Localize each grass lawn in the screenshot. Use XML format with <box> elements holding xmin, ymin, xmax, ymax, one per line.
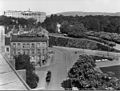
<box><xmin>100</xmin><ymin>65</ymin><xmax>120</xmax><ymax>79</ymax></box>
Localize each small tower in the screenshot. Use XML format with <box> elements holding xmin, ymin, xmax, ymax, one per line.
<box><xmin>57</xmin><ymin>23</ymin><xmax>61</xmax><ymax>33</ymax></box>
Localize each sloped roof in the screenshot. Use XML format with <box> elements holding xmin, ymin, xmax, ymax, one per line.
<box><xmin>0</xmin><ymin>54</ymin><xmax>30</xmax><ymax>90</ymax></box>
<box><xmin>11</xmin><ymin>29</ymin><xmax>48</xmax><ymax>42</ymax></box>
<box><xmin>11</xmin><ymin>34</ymin><xmax>48</xmax><ymax>42</ymax></box>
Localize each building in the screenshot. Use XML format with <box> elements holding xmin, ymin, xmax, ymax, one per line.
<box><xmin>0</xmin><ymin>26</ymin><xmax>12</xmax><ymax>58</ymax></box>
<box><xmin>0</xmin><ymin>26</ymin><xmax>5</xmax><ymax>52</ymax></box>
<box><xmin>0</xmin><ymin>26</ymin><xmax>11</xmax><ymax>55</ymax></box>
<box><xmin>0</xmin><ymin>26</ymin><xmax>30</xmax><ymax>90</ymax></box>
<box><xmin>10</xmin><ymin>28</ymin><xmax>49</xmax><ymax>66</ymax></box>
<box><xmin>4</xmin><ymin>10</ymin><xmax>46</xmax><ymax>23</ymax></box>
<box><xmin>0</xmin><ymin>25</ymin><xmax>49</xmax><ymax>66</ymax></box>
<box><xmin>0</xmin><ymin>54</ymin><xmax>30</xmax><ymax>90</ymax></box>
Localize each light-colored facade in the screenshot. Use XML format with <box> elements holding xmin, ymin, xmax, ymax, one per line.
<box><xmin>4</xmin><ymin>10</ymin><xmax>46</xmax><ymax>23</ymax></box>
<box><xmin>0</xmin><ymin>54</ymin><xmax>30</xmax><ymax>90</ymax></box>
<box><xmin>0</xmin><ymin>26</ymin><xmax>5</xmax><ymax>52</ymax></box>
<box><xmin>0</xmin><ymin>26</ymin><xmax>11</xmax><ymax>57</ymax></box>
<box><xmin>10</xmin><ymin>31</ymin><xmax>49</xmax><ymax>66</ymax></box>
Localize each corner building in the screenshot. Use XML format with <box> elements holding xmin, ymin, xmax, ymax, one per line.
<box><xmin>10</xmin><ymin>31</ymin><xmax>49</xmax><ymax>66</ymax></box>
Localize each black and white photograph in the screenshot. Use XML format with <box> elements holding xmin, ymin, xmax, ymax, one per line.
<box><xmin>0</xmin><ymin>0</ymin><xmax>120</xmax><ymax>90</ymax></box>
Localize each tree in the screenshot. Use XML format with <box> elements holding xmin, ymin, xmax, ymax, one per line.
<box><xmin>60</xmin><ymin>21</ymin><xmax>87</xmax><ymax>37</ymax></box>
<box><xmin>27</xmin><ymin>18</ymin><xmax>36</xmax><ymax>26</ymax></box>
<box><xmin>14</xmin><ymin>54</ymin><xmax>39</xmax><ymax>89</ymax></box>
<box><xmin>67</xmin><ymin>23</ymin><xmax>87</xmax><ymax>38</ymax></box>
<box><xmin>26</xmin><ymin>63</ymin><xmax>39</xmax><ymax>89</ymax></box>
<box><xmin>60</xmin><ymin>21</ymin><xmax>69</xmax><ymax>34</ymax></box>
<box><xmin>61</xmin><ymin>54</ymin><xmax>120</xmax><ymax>90</ymax></box>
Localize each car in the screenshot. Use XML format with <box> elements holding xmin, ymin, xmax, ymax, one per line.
<box><xmin>48</xmin><ymin>50</ymin><xmax>55</xmax><ymax>54</ymax></box>
<box><xmin>46</xmin><ymin>71</ymin><xmax>51</xmax><ymax>83</ymax></box>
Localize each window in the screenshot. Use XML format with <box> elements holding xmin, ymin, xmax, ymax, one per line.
<box><xmin>43</xmin><ymin>49</ymin><xmax>45</xmax><ymax>54</ymax></box>
<box><xmin>27</xmin><ymin>43</ymin><xmax>30</xmax><ymax>48</ymax></box>
<box><xmin>24</xmin><ymin>49</ymin><xmax>29</xmax><ymax>55</ymax></box>
<box><xmin>18</xmin><ymin>43</ymin><xmax>20</xmax><ymax>46</ymax></box>
<box><xmin>31</xmin><ymin>43</ymin><xmax>35</xmax><ymax>48</ymax></box>
<box><xmin>37</xmin><ymin>43</ymin><xmax>40</xmax><ymax>48</ymax></box>
<box><xmin>43</xmin><ymin>42</ymin><xmax>46</xmax><ymax>47</ymax></box>
<box><xmin>23</xmin><ymin>43</ymin><xmax>25</xmax><ymax>48</ymax></box>
<box><xmin>37</xmin><ymin>49</ymin><xmax>41</xmax><ymax>54</ymax></box>
<box><xmin>17</xmin><ymin>43</ymin><xmax>21</xmax><ymax>48</ymax></box>
<box><xmin>13</xmin><ymin>49</ymin><xmax>16</xmax><ymax>55</ymax></box>
<box><xmin>31</xmin><ymin>49</ymin><xmax>35</xmax><ymax>55</ymax></box>
<box><xmin>18</xmin><ymin>52</ymin><xmax>21</xmax><ymax>55</ymax></box>
<box><xmin>6</xmin><ymin>47</ymin><xmax>9</xmax><ymax>52</ymax></box>
<box><xmin>12</xmin><ymin>43</ymin><xmax>16</xmax><ymax>48</ymax></box>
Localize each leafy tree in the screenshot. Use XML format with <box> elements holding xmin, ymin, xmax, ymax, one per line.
<box><xmin>67</xmin><ymin>23</ymin><xmax>87</xmax><ymax>38</ymax></box>
<box><xmin>61</xmin><ymin>54</ymin><xmax>120</xmax><ymax>90</ymax></box>
<box><xmin>26</xmin><ymin>62</ymin><xmax>39</xmax><ymax>89</ymax></box>
<box><xmin>14</xmin><ymin>54</ymin><xmax>39</xmax><ymax>89</ymax></box>
<box><xmin>27</xmin><ymin>18</ymin><xmax>36</xmax><ymax>26</ymax></box>
<box><xmin>0</xmin><ymin>15</ymin><xmax>36</xmax><ymax>27</ymax></box>
<box><xmin>0</xmin><ymin>16</ymin><xmax>15</xmax><ymax>25</ymax></box>
<box><xmin>60</xmin><ymin>21</ymin><xmax>69</xmax><ymax>34</ymax></box>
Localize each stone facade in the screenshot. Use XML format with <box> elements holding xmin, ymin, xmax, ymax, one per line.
<box><xmin>4</xmin><ymin>10</ymin><xmax>46</xmax><ymax>23</ymax></box>
<box><xmin>10</xmin><ymin>28</ymin><xmax>49</xmax><ymax>66</ymax></box>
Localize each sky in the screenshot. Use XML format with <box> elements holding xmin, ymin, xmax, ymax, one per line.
<box><xmin>0</xmin><ymin>0</ymin><xmax>120</xmax><ymax>15</ymax></box>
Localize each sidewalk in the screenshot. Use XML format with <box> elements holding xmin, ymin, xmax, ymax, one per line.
<box><xmin>35</xmin><ymin>53</ymin><xmax>54</xmax><ymax>70</ymax></box>
<box><xmin>34</xmin><ymin>54</ymin><xmax>54</xmax><ymax>90</ymax></box>
<box><xmin>33</xmin><ymin>71</ymin><xmax>47</xmax><ymax>90</ymax></box>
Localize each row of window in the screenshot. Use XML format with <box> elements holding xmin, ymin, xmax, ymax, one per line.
<box><xmin>6</xmin><ymin>13</ymin><xmax>42</xmax><ymax>17</ymax></box>
<box><xmin>22</xmin><ymin>13</ymin><xmax>41</xmax><ymax>16</ymax></box>
<box><xmin>12</xmin><ymin>48</ymin><xmax>47</xmax><ymax>55</ymax></box>
<box><xmin>12</xmin><ymin>42</ymin><xmax>47</xmax><ymax>48</ymax></box>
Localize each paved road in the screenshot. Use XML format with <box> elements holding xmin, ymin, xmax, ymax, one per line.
<box><xmin>35</xmin><ymin>47</ymin><xmax>69</xmax><ymax>90</ymax></box>
<box><xmin>35</xmin><ymin>46</ymin><xmax>120</xmax><ymax>90</ymax></box>
<box><xmin>55</xmin><ymin>46</ymin><xmax>120</xmax><ymax>67</ymax></box>
<box><xmin>45</xmin><ymin>48</ymin><xmax>68</xmax><ymax>90</ymax></box>
<box><xmin>35</xmin><ymin>46</ymin><xmax>80</xmax><ymax>90</ymax></box>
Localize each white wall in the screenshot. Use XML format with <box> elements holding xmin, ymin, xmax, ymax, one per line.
<box><xmin>0</xmin><ymin>26</ymin><xmax>5</xmax><ymax>52</ymax></box>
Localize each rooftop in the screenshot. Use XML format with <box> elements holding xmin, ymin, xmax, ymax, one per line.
<box><xmin>10</xmin><ymin>26</ymin><xmax>49</xmax><ymax>42</ymax></box>
<box><xmin>11</xmin><ymin>32</ymin><xmax>48</xmax><ymax>42</ymax></box>
<box><xmin>0</xmin><ymin>53</ymin><xmax>30</xmax><ymax>90</ymax></box>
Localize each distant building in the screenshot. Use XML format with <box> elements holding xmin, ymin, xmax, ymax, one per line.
<box><xmin>10</xmin><ymin>28</ymin><xmax>49</xmax><ymax>66</ymax></box>
<box><xmin>0</xmin><ymin>25</ymin><xmax>49</xmax><ymax>66</ymax></box>
<box><xmin>0</xmin><ymin>26</ymin><xmax>5</xmax><ymax>52</ymax></box>
<box><xmin>0</xmin><ymin>26</ymin><xmax>11</xmax><ymax>57</ymax></box>
<box><xmin>4</xmin><ymin>10</ymin><xmax>46</xmax><ymax>23</ymax></box>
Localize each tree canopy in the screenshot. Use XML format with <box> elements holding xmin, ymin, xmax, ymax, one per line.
<box><xmin>61</xmin><ymin>54</ymin><xmax>120</xmax><ymax>90</ymax></box>
<box><xmin>42</xmin><ymin>15</ymin><xmax>120</xmax><ymax>34</ymax></box>
<box><xmin>0</xmin><ymin>15</ymin><xmax>36</xmax><ymax>27</ymax></box>
<box><xmin>14</xmin><ymin>54</ymin><xmax>39</xmax><ymax>89</ymax></box>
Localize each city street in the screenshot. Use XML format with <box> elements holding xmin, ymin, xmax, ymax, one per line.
<box><xmin>35</xmin><ymin>47</ymin><xmax>76</xmax><ymax>90</ymax></box>
<box><xmin>37</xmin><ymin>46</ymin><xmax>120</xmax><ymax>90</ymax></box>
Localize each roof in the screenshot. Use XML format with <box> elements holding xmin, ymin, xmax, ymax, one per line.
<box><xmin>11</xmin><ymin>34</ymin><xmax>48</xmax><ymax>42</ymax></box>
<box><xmin>0</xmin><ymin>53</ymin><xmax>30</xmax><ymax>90</ymax></box>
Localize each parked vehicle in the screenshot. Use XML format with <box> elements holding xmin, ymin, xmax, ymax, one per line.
<box><xmin>46</xmin><ymin>71</ymin><xmax>51</xmax><ymax>84</ymax></box>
